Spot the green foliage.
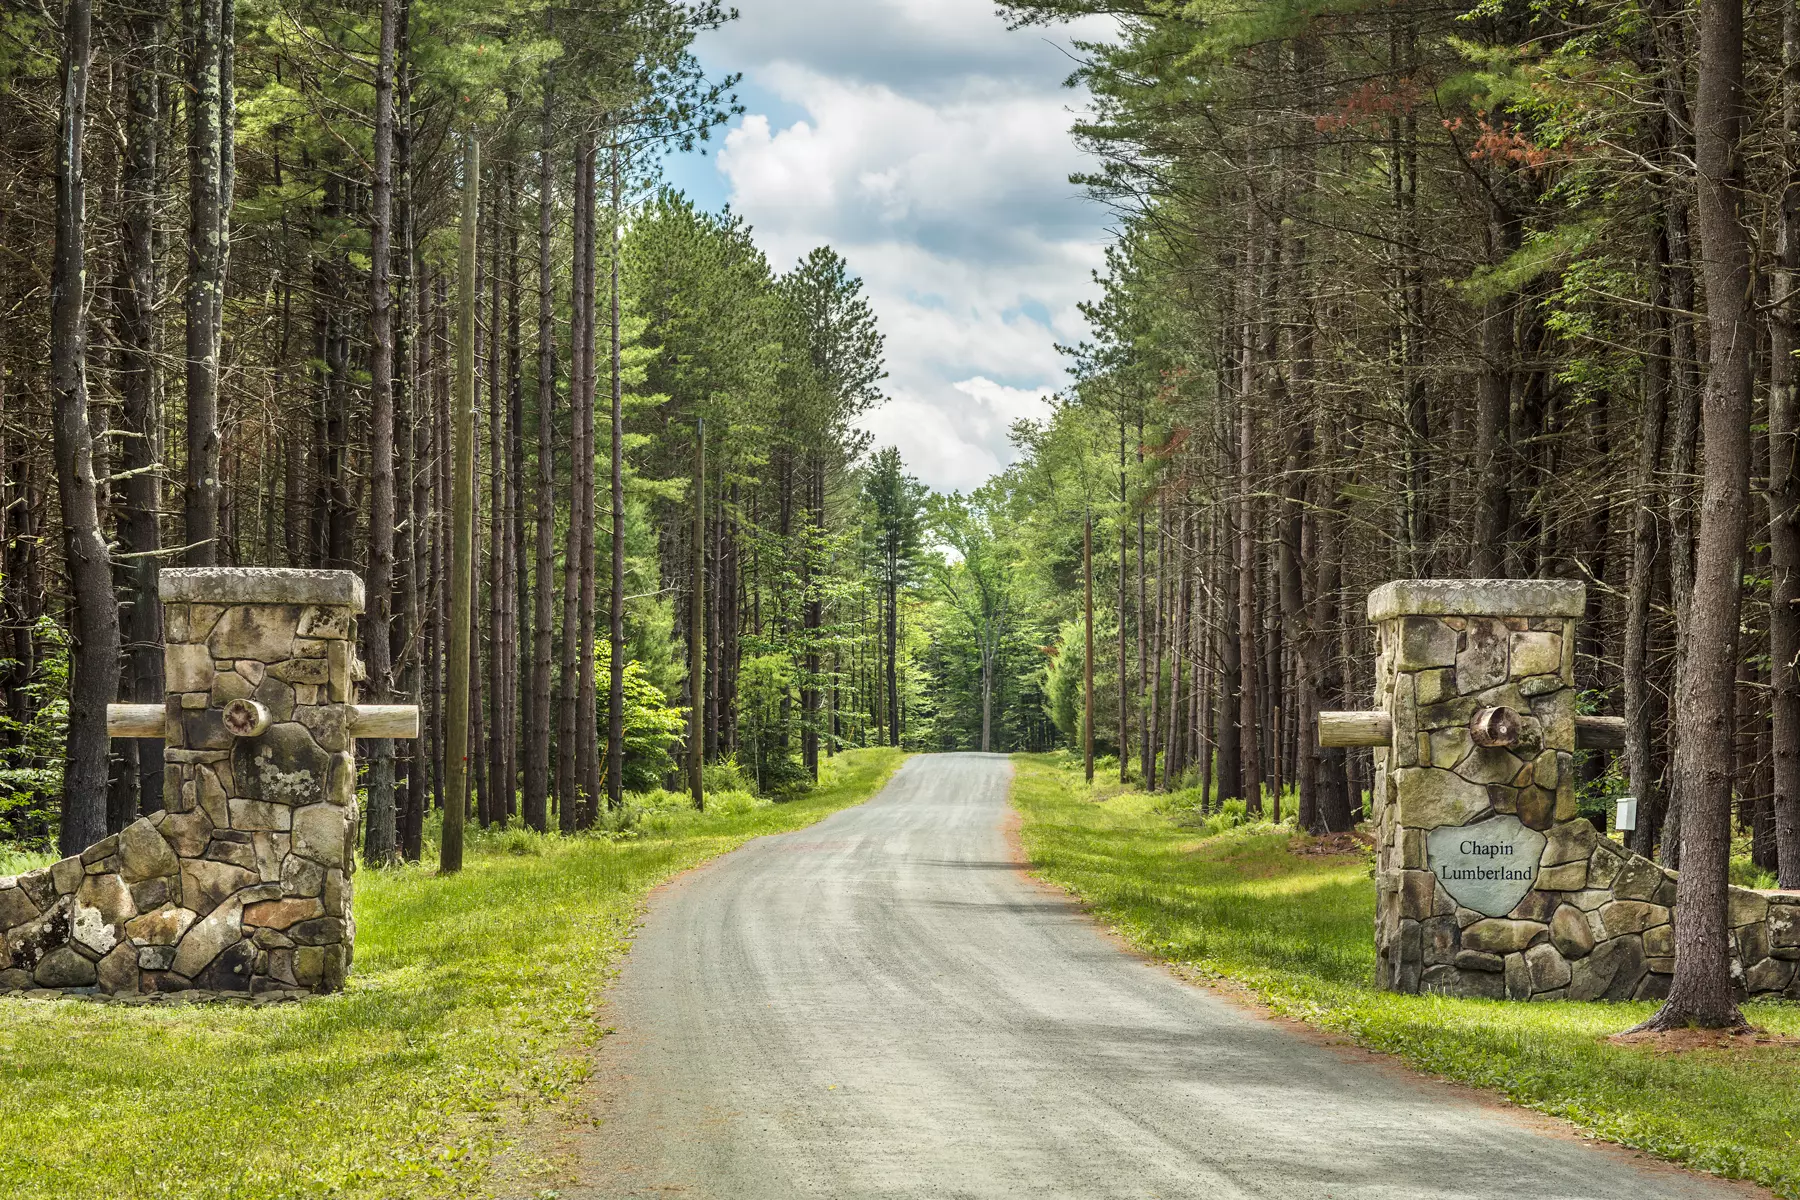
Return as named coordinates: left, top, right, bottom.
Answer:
left=0, top=617, right=70, bottom=848
left=1041, top=614, right=1123, bottom=753
left=593, top=639, right=686, bottom=792
left=0, top=844, right=54, bottom=876
left=734, top=652, right=811, bottom=792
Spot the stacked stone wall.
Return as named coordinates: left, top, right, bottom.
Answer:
left=1372, top=580, right=1800, bottom=1002
left=0, top=569, right=364, bottom=1000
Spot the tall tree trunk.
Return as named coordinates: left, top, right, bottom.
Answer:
left=689, top=419, right=705, bottom=808
left=487, top=159, right=507, bottom=829
left=557, top=136, right=591, bottom=832
left=1643, top=0, right=1752, bottom=1031
left=1147, top=504, right=1165, bottom=790
left=1770, top=0, right=1800, bottom=888
left=396, top=33, right=422, bottom=859
left=886, top=563, right=900, bottom=747
left=1628, top=236, right=1673, bottom=859
left=505, top=162, right=525, bottom=822
left=51, top=0, right=117, bottom=856
left=118, top=0, right=164, bottom=817
left=184, top=0, right=226, bottom=565
left=1165, top=508, right=1190, bottom=791
left=1279, top=422, right=1316, bottom=831
left=1117, top=422, right=1129, bottom=782
left=525, top=48, right=555, bottom=833
left=1084, top=510, right=1095, bottom=784
left=575, top=134, right=600, bottom=826
left=363, top=0, right=399, bottom=865
left=607, top=139, right=627, bottom=812
left=1136, top=415, right=1149, bottom=783
left=1238, top=397, right=1263, bottom=814
left=1472, top=201, right=1519, bottom=576
left=1656, top=0, right=1703, bottom=868
left=442, top=137, right=479, bottom=876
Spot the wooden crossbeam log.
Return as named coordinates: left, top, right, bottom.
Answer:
left=106, top=703, right=421, bottom=740
left=1316, top=710, right=1628, bottom=750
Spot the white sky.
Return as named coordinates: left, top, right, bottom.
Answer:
left=663, top=0, right=1115, bottom=494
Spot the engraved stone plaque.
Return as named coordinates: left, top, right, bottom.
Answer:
left=1426, top=814, right=1545, bottom=917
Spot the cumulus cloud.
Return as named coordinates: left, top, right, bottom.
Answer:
left=676, top=0, right=1112, bottom=492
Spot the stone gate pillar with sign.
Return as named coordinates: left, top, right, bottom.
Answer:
left=1361, top=580, right=1588, bottom=996
left=0, top=568, right=417, bottom=999
left=1321, top=579, right=1800, bottom=1002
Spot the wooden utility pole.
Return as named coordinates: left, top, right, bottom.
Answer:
left=442, top=137, right=478, bottom=876
left=689, top=417, right=706, bottom=810
left=1084, top=510, right=1095, bottom=785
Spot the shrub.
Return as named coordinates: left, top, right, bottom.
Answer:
left=593, top=639, right=687, bottom=791
left=1198, top=798, right=1250, bottom=838
left=703, top=755, right=755, bottom=796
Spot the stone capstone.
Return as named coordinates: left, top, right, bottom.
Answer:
left=160, top=567, right=365, bottom=610
left=1367, top=579, right=1586, bottom=622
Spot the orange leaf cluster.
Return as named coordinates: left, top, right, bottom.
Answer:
left=1316, top=78, right=1418, bottom=133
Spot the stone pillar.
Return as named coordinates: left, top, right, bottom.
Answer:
left=155, top=568, right=364, bottom=993
left=0, top=568, right=366, bottom=999
left=1371, top=579, right=1585, bottom=997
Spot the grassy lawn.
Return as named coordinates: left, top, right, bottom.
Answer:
left=0, top=746, right=907, bottom=1200
left=1010, top=753, right=1800, bottom=1198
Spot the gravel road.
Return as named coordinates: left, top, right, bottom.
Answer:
left=574, top=753, right=1758, bottom=1200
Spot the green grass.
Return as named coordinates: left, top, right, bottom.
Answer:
left=1010, top=753, right=1800, bottom=1198
left=0, top=843, right=55, bottom=875
left=0, top=746, right=907, bottom=1200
